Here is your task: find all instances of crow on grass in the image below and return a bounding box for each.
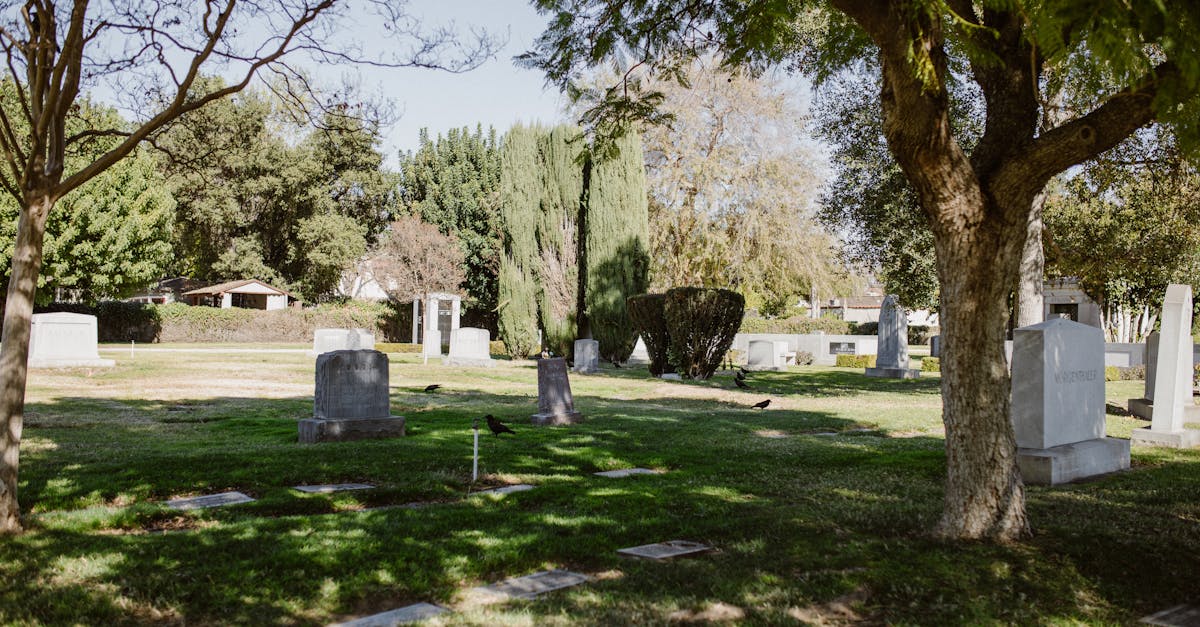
[423,384,441,392]
[485,414,516,435]
[735,371,746,381]
[735,378,750,389]
[752,399,771,409]
[739,366,749,376]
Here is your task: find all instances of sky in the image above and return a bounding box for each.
[334,1,569,163]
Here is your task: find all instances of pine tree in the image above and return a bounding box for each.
[536,125,588,357]
[497,124,542,358]
[584,130,650,362]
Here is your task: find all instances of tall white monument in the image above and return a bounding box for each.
[1132,284,1200,448]
[865,295,920,379]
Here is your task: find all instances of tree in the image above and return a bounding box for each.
[641,58,843,312]
[0,0,496,534]
[585,130,649,362]
[371,214,466,305]
[497,124,542,358]
[398,125,503,328]
[1044,129,1200,341]
[523,0,1200,540]
[536,124,587,357]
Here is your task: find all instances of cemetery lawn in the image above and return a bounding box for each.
[5,349,1198,625]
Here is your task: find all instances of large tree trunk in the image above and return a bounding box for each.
[0,196,53,534]
[932,195,1031,540]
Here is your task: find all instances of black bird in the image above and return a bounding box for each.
[735,378,749,389]
[735,371,746,381]
[610,358,622,369]
[423,384,441,392]
[485,414,516,435]
[738,366,749,376]
[752,399,771,409]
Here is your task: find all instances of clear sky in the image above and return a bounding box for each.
[345,0,569,163]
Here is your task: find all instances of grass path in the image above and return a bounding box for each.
[1,349,1196,625]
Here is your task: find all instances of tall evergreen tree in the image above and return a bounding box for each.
[497,124,542,358]
[398,125,502,328]
[584,130,649,362]
[536,125,588,357]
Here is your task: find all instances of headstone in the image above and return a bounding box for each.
[617,540,711,560]
[28,312,115,368]
[531,358,583,425]
[298,350,406,443]
[293,483,374,493]
[166,491,255,510]
[1129,332,1159,420]
[311,328,375,356]
[594,468,660,478]
[573,339,599,374]
[1011,317,1129,484]
[930,335,942,358]
[1133,284,1200,448]
[864,295,920,378]
[332,603,448,627]
[627,336,650,365]
[746,340,784,371]
[470,570,589,601]
[442,327,494,367]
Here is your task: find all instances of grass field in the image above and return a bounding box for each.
[3,346,1198,625]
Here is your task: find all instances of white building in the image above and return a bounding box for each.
[183,279,296,311]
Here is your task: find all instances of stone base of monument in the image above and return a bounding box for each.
[1017,437,1130,485]
[298,416,406,443]
[1125,399,1200,422]
[530,411,583,426]
[864,366,921,379]
[29,357,116,368]
[1130,427,1200,449]
[441,356,496,368]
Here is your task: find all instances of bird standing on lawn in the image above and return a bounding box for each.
[423,384,441,392]
[735,371,746,381]
[485,414,516,435]
[752,399,771,409]
[735,378,750,389]
[739,366,749,376]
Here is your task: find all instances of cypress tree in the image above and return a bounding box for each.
[497,124,542,358]
[536,125,588,357]
[584,130,650,362]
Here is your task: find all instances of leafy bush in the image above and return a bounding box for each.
[1119,365,1145,381]
[794,351,814,366]
[627,293,673,375]
[1105,366,1120,382]
[739,315,851,335]
[835,354,877,368]
[489,340,507,357]
[921,357,941,372]
[664,287,744,380]
[853,321,879,336]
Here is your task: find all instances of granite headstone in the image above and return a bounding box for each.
[28,312,115,368]
[531,357,583,425]
[572,339,599,374]
[865,295,920,378]
[443,327,494,367]
[299,350,405,443]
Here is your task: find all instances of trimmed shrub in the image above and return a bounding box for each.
[853,321,878,336]
[739,315,852,335]
[921,357,941,372]
[835,354,877,368]
[795,351,815,366]
[1105,365,1120,381]
[1118,365,1145,381]
[664,287,744,380]
[627,293,673,375]
[489,340,507,356]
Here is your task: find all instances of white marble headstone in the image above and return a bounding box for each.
[1011,317,1105,449]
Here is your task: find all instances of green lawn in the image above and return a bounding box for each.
[3,350,1197,625]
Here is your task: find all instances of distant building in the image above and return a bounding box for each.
[1043,277,1101,327]
[126,277,207,305]
[182,279,297,310]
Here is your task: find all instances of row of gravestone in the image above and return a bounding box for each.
[312,327,496,367]
[301,350,586,443]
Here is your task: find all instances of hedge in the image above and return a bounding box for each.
[852,322,937,345]
[665,287,744,380]
[835,354,877,368]
[627,293,672,375]
[41,300,410,343]
[921,357,940,372]
[739,315,851,335]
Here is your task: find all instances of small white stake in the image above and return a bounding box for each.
[130,340,134,358]
[472,417,480,482]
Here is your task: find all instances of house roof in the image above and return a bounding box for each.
[183,279,295,298]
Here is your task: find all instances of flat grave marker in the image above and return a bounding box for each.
[473,484,534,496]
[166,491,255,511]
[471,569,589,600]
[617,540,712,560]
[594,468,660,478]
[332,602,448,626]
[293,483,374,493]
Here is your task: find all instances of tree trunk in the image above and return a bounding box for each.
[933,197,1031,541]
[1014,196,1045,328]
[0,195,53,534]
